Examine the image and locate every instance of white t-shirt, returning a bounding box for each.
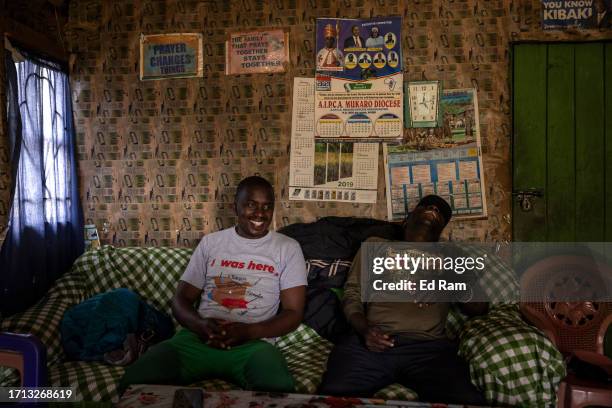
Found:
[180,227,307,323]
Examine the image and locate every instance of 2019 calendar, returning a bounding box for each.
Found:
[289,78,379,203]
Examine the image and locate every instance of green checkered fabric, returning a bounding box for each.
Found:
[191,324,418,399]
[1,246,192,397]
[449,245,565,406]
[450,243,521,304]
[48,361,124,401]
[281,328,333,394]
[459,305,565,407]
[1,246,564,406]
[0,367,19,387]
[75,245,193,314]
[191,378,235,391]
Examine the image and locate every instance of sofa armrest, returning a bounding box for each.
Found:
[1,271,86,366]
[458,305,566,407]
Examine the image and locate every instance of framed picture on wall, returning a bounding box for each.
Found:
[139,33,204,80]
[225,28,289,75]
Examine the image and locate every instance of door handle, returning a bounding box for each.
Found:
[512,188,544,212]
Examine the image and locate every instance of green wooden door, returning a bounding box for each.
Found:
[513,42,612,242]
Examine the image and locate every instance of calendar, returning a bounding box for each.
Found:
[384,145,486,219]
[383,88,488,220]
[345,114,373,138]
[289,78,379,204]
[374,113,402,138]
[314,73,403,140]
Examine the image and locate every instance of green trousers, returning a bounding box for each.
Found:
[119,328,295,393]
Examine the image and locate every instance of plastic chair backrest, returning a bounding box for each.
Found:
[519,255,612,355]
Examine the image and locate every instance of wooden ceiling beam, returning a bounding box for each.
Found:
[2,16,67,63]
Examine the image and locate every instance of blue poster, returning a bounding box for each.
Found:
[541,0,602,29]
[315,17,402,80]
[385,89,488,220]
[140,33,203,80]
[314,17,404,140]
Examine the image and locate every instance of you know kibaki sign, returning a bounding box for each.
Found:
[541,0,598,28]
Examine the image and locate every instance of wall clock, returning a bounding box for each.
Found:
[406,80,442,128]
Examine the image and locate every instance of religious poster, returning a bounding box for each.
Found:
[314,17,403,141]
[139,33,203,80]
[289,78,379,203]
[384,89,487,220]
[225,28,289,75]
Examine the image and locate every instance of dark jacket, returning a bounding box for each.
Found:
[279,217,403,342]
[279,216,403,261]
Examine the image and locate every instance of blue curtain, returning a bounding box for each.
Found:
[1,48,84,316]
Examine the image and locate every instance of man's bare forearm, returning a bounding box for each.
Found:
[247,309,302,339]
[171,295,206,334]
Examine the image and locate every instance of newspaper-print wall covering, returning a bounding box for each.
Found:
[10,0,605,248]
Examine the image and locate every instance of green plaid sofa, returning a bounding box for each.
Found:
[1,245,565,406]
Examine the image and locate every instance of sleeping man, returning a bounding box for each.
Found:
[318,195,488,405]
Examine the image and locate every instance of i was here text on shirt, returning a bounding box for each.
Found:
[180,227,307,324]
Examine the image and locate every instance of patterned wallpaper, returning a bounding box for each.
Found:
[2,0,611,248]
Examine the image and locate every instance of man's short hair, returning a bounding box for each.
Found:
[235,176,274,202]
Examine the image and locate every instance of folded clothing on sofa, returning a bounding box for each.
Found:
[60,288,174,362]
[279,216,403,261]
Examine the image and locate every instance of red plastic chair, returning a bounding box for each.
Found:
[520,255,612,408]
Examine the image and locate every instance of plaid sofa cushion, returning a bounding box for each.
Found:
[2,246,191,366]
[39,323,418,402]
[276,324,417,401]
[459,305,565,407]
[49,361,124,401]
[75,246,192,315]
[1,277,86,367]
[2,246,564,406]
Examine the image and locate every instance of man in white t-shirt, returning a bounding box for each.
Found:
[120,176,307,392]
